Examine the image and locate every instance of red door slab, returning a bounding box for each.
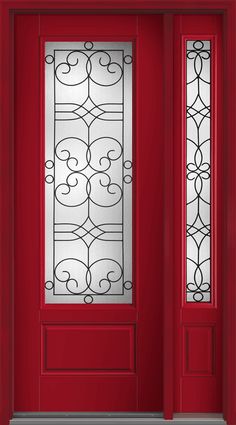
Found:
[12,10,224,416]
[14,14,164,412]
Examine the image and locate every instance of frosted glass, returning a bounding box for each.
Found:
[186,40,211,302]
[45,42,132,304]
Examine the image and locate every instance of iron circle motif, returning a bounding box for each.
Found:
[45,160,54,169]
[124,55,133,64]
[123,281,132,290]
[84,41,94,50]
[45,175,54,184]
[123,175,132,184]
[45,55,54,64]
[45,281,54,290]
[123,160,132,169]
[84,295,93,304]
[192,291,204,302]
[192,40,204,50]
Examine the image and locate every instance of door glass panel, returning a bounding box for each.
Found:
[44,42,132,304]
[186,40,211,302]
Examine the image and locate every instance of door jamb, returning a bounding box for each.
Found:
[0,1,235,424]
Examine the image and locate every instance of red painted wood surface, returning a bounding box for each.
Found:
[223,2,236,424]
[163,14,174,419]
[173,15,223,412]
[43,325,135,372]
[0,3,14,425]
[0,2,235,424]
[14,13,164,412]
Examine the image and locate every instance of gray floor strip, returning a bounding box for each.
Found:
[10,413,226,425]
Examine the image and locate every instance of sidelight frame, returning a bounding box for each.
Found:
[0,0,235,424]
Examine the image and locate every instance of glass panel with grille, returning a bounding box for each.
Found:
[44,42,132,304]
[186,40,211,302]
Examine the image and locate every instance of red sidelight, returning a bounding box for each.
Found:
[173,15,223,412]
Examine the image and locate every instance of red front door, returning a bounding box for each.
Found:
[13,12,223,415]
[14,14,164,412]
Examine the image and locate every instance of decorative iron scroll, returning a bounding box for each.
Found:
[186,40,211,302]
[45,42,132,304]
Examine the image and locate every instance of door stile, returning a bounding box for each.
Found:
[163,12,174,421]
[223,2,236,425]
[0,3,14,425]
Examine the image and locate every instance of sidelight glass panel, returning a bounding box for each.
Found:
[45,42,132,304]
[186,40,211,302]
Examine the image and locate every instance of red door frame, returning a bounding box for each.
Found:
[0,1,235,424]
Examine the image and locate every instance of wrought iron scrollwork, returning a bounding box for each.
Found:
[186,40,211,302]
[45,41,132,304]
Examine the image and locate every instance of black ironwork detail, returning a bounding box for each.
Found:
[45,42,132,303]
[186,40,211,302]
